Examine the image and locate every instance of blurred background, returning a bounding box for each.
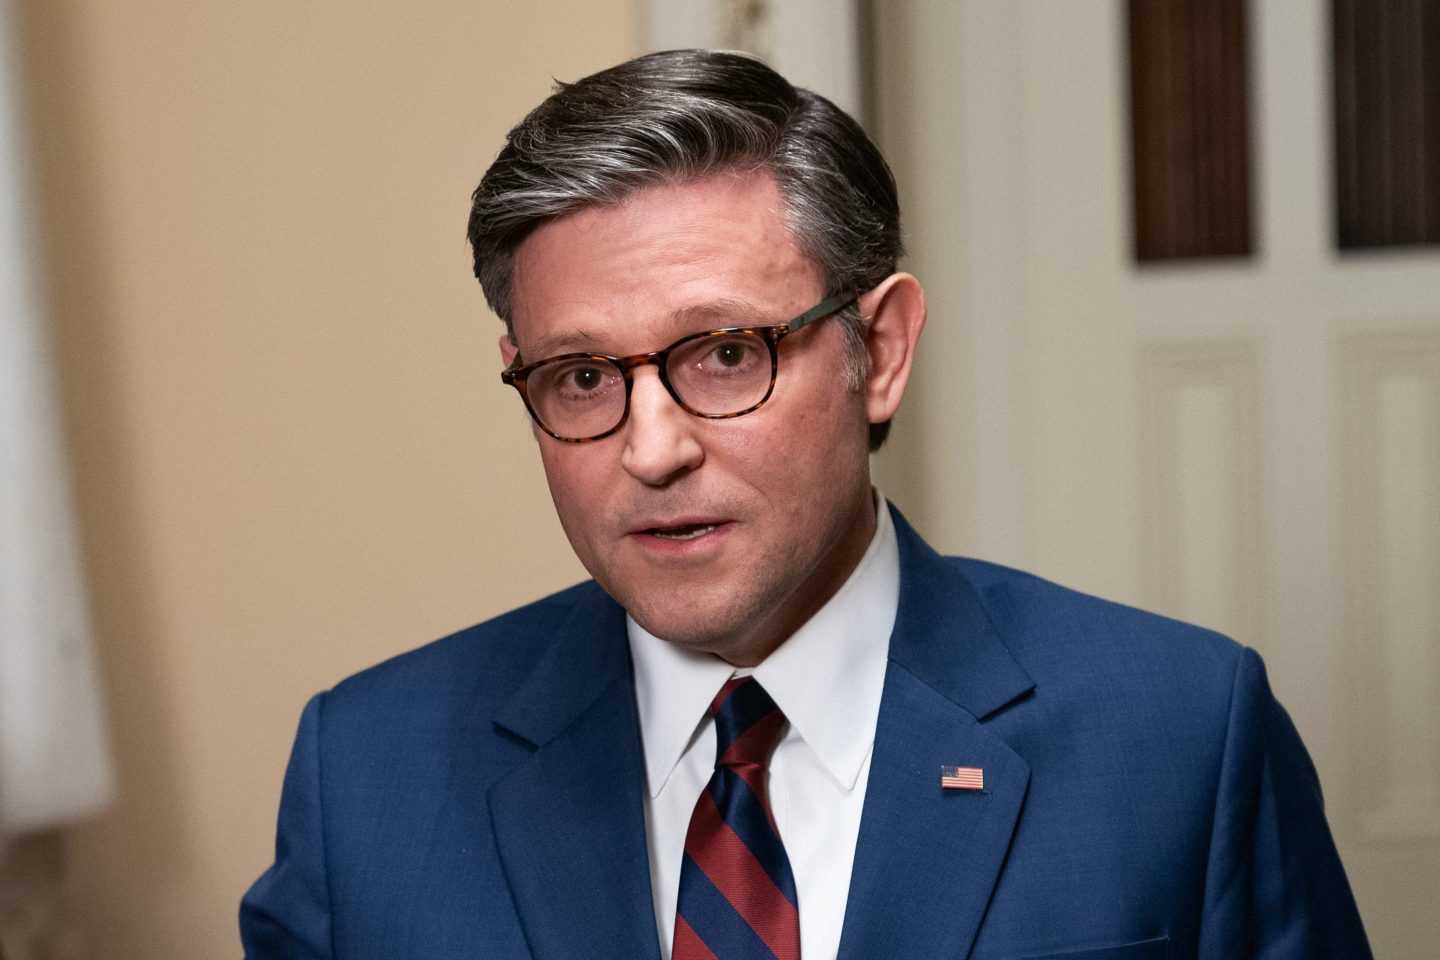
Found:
[0,0,1436,957]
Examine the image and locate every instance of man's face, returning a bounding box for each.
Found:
[504,171,877,666]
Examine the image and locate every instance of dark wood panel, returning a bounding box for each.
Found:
[1128,0,1254,261]
[1334,0,1440,249]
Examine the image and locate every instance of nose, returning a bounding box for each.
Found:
[620,366,704,485]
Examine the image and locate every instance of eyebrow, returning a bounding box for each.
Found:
[523,328,611,361]
[522,297,775,361]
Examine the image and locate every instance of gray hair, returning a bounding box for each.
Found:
[468,49,904,449]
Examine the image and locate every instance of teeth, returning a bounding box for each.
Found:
[653,524,717,541]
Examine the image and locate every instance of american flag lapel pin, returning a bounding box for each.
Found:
[941,764,984,791]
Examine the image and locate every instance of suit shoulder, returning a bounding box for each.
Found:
[949,556,1244,685]
[323,579,610,712]
[946,557,1262,797]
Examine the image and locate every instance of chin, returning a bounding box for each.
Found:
[633,608,731,651]
[598,556,800,662]
[626,595,751,655]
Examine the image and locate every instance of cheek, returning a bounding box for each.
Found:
[537,448,599,529]
[788,375,868,452]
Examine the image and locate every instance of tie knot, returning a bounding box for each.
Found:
[709,677,786,770]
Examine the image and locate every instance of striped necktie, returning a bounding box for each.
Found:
[673,676,800,960]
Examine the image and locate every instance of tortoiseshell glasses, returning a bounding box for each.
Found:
[501,294,856,442]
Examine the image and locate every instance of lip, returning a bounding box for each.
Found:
[627,516,731,536]
[625,518,735,556]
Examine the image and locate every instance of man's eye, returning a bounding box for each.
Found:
[565,366,606,390]
[699,336,763,373]
[547,361,619,400]
[714,341,747,367]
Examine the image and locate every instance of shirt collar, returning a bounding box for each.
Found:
[628,495,900,798]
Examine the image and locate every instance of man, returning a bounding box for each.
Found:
[241,50,1372,959]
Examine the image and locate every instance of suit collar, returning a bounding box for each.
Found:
[492,583,630,748]
[836,504,1035,960]
[488,585,662,960]
[885,503,1035,720]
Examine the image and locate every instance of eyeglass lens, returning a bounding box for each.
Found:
[525,330,774,439]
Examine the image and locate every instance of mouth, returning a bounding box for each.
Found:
[629,517,732,546]
[647,523,719,541]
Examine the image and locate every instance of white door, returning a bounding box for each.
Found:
[873,1,1440,955]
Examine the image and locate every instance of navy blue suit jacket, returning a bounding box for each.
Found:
[241,507,1371,959]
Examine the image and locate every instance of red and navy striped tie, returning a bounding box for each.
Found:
[673,677,800,960]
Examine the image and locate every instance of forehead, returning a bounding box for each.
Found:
[509,171,823,355]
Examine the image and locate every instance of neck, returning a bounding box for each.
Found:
[716,493,880,667]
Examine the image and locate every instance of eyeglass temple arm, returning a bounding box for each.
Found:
[786,294,858,334]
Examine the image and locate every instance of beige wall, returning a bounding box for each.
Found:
[17,2,637,954]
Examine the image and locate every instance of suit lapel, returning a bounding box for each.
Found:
[837,508,1036,960]
[488,587,662,960]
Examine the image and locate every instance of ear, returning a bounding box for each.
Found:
[858,272,926,425]
[498,332,519,368]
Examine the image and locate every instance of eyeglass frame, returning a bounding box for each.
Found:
[500,293,859,443]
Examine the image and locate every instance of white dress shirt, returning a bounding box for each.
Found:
[627,497,900,960]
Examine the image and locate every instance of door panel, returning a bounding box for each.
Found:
[874,1,1440,955]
